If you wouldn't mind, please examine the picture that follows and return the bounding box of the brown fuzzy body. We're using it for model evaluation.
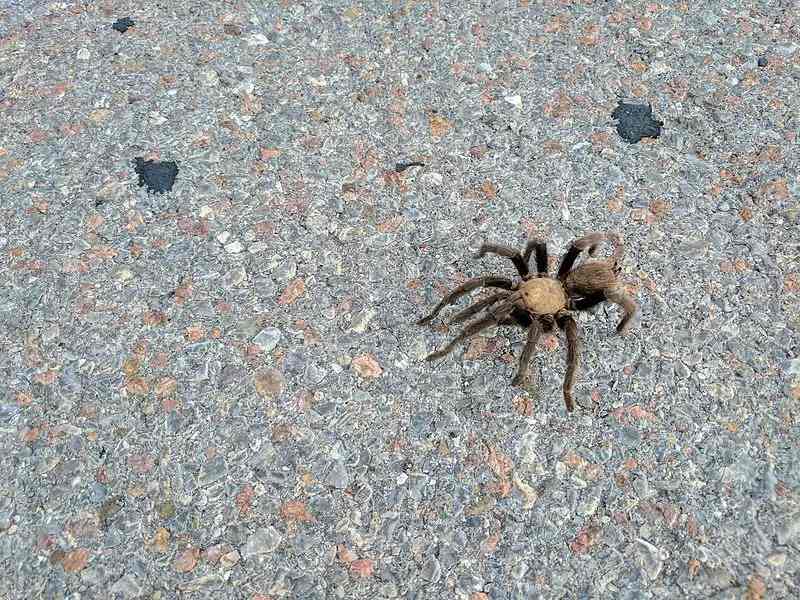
[565,261,618,296]
[519,277,567,315]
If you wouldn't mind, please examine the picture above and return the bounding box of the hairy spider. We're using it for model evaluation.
[417,232,638,411]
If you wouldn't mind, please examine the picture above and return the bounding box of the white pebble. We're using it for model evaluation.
[225,241,244,254]
[422,173,443,186]
[247,33,269,46]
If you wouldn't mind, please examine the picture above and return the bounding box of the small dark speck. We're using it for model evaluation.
[134,157,179,194]
[223,23,242,36]
[757,56,768,68]
[395,161,426,173]
[611,101,663,144]
[112,17,135,33]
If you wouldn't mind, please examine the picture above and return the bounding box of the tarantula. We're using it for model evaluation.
[417,232,638,411]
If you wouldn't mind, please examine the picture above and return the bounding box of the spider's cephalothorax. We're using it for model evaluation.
[518,277,567,315]
[417,232,639,412]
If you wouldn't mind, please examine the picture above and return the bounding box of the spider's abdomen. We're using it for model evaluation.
[519,277,566,315]
[565,261,618,296]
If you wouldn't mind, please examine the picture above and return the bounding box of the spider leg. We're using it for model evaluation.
[475,244,529,277]
[425,295,520,361]
[604,285,638,335]
[425,313,502,362]
[557,232,623,280]
[508,306,533,328]
[569,291,606,311]
[449,291,511,325]
[522,240,548,275]
[512,319,542,386]
[417,276,514,325]
[556,313,580,412]
[540,314,556,333]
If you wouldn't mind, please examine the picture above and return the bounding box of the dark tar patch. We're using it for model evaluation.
[611,101,663,143]
[134,158,179,194]
[112,17,135,33]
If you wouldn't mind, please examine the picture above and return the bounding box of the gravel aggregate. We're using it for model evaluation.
[0,1,798,599]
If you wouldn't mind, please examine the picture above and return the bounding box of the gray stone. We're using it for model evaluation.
[350,308,377,333]
[420,556,441,583]
[0,404,20,425]
[776,515,800,545]
[325,461,349,490]
[636,539,665,581]
[198,456,228,487]
[253,327,282,352]
[510,562,528,579]
[242,527,283,561]
[110,574,144,598]
[305,362,327,385]
[283,351,307,375]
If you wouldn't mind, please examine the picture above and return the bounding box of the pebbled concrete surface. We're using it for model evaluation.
[0,1,798,598]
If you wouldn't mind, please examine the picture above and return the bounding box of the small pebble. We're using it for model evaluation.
[198,456,227,487]
[767,552,786,567]
[248,242,268,254]
[220,550,240,569]
[420,556,442,583]
[224,241,244,254]
[200,69,220,87]
[349,308,376,333]
[510,562,528,579]
[242,527,283,560]
[247,33,269,46]
[253,327,281,352]
[222,267,247,287]
[577,494,599,517]
[325,461,349,489]
[110,575,142,597]
[636,538,665,581]
[422,173,443,186]
[776,515,800,545]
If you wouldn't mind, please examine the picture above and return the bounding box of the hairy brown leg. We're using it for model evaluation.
[604,285,638,335]
[557,232,623,280]
[425,314,499,361]
[475,244,529,277]
[417,276,514,325]
[569,292,606,311]
[507,306,533,327]
[557,314,580,412]
[512,320,542,386]
[449,291,511,324]
[426,295,520,361]
[523,240,548,275]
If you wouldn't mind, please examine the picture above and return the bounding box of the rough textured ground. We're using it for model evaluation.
[1,1,798,598]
